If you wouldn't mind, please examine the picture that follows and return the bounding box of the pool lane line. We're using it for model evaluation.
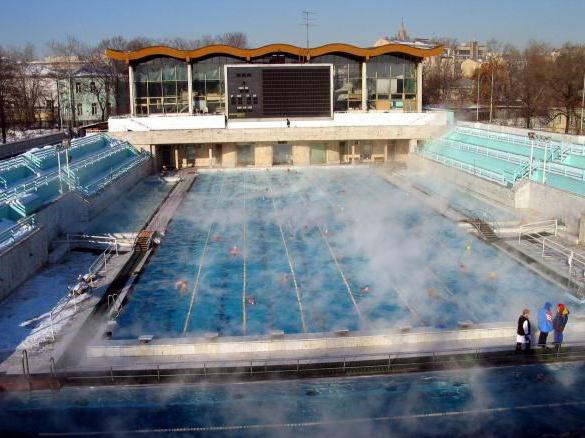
[41,398,585,436]
[242,172,248,335]
[295,189,363,322]
[312,172,422,324]
[181,174,227,335]
[266,174,308,333]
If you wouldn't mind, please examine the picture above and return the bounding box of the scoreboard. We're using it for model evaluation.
[225,64,332,119]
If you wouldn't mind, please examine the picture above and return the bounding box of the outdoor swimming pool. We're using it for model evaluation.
[2,362,585,436]
[114,168,577,339]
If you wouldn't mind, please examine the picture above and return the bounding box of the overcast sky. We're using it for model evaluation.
[1,0,584,53]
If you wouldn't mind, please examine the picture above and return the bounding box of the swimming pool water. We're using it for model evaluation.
[114,168,577,339]
[1,362,585,436]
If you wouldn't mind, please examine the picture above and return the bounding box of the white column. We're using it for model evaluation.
[416,61,423,113]
[187,62,193,115]
[361,62,367,111]
[174,146,180,169]
[384,143,388,162]
[128,64,135,116]
[209,145,213,167]
[351,143,356,164]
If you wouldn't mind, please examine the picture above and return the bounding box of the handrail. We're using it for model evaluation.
[518,219,558,243]
[0,214,37,248]
[434,138,528,165]
[0,173,59,204]
[418,149,509,186]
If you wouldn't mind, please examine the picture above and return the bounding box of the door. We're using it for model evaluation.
[273,144,292,165]
[236,144,254,167]
[310,144,326,165]
[160,146,172,169]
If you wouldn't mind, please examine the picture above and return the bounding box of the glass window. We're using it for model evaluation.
[133,57,189,115]
[311,54,363,111]
[366,54,417,111]
[192,55,245,114]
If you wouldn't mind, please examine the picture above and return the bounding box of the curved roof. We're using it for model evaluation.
[105,42,443,63]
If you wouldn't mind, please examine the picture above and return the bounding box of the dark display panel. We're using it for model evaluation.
[226,65,331,119]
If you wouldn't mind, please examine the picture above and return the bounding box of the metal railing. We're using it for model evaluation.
[434,138,529,165]
[542,161,585,182]
[518,219,558,243]
[456,126,561,150]
[0,173,58,204]
[0,214,37,249]
[417,149,510,186]
[54,340,585,384]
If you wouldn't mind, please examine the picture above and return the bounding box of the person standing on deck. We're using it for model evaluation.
[538,302,554,349]
[516,309,532,353]
[553,303,570,352]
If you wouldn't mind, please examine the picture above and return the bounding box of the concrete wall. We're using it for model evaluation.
[407,154,516,207]
[35,192,87,241]
[86,158,152,219]
[292,144,310,166]
[0,229,48,299]
[0,132,65,160]
[517,181,585,237]
[222,144,237,168]
[326,142,340,164]
[254,143,273,167]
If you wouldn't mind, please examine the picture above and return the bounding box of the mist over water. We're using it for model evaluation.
[113,167,578,339]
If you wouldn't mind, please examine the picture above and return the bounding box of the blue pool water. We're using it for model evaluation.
[114,168,578,339]
[1,362,585,436]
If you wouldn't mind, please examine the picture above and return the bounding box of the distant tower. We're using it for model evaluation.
[395,18,409,41]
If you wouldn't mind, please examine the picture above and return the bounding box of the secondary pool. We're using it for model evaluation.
[88,177,175,235]
[1,362,584,436]
[113,168,578,339]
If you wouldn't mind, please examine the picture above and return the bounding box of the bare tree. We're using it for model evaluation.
[0,47,17,143]
[218,32,248,48]
[506,41,552,129]
[548,44,585,133]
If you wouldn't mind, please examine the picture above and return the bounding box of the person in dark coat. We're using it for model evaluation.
[516,308,532,353]
[553,303,570,352]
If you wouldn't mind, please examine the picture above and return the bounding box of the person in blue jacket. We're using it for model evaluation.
[537,302,554,348]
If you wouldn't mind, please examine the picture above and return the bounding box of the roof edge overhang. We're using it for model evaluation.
[105,43,443,63]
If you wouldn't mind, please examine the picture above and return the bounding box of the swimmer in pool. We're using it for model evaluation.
[427,288,440,300]
[361,285,371,294]
[212,234,223,243]
[280,273,289,284]
[174,279,189,294]
[229,246,241,256]
[247,295,256,305]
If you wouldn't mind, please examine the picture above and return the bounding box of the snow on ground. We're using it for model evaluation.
[3,129,60,143]
[0,251,97,360]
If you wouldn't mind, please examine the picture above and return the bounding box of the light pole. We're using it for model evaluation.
[489,68,495,123]
[579,73,585,135]
[529,139,534,179]
[476,71,481,122]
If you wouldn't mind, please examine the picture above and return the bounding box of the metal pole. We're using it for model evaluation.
[543,140,548,184]
[580,72,585,135]
[57,147,63,194]
[476,73,480,122]
[529,140,534,179]
[489,68,494,123]
[50,310,55,341]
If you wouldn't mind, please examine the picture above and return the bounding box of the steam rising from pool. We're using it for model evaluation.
[114,167,576,339]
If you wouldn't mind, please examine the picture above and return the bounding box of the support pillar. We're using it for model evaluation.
[384,143,388,162]
[187,62,193,115]
[351,143,356,165]
[209,145,213,167]
[361,62,367,111]
[174,146,180,169]
[128,64,135,116]
[416,61,423,113]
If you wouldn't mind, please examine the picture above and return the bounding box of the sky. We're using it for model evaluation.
[1,0,584,54]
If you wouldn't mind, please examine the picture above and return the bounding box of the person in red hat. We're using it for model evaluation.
[553,303,570,352]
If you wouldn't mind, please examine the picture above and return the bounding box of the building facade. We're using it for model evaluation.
[106,42,447,169]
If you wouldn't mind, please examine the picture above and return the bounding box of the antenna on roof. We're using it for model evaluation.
[300,10,317,58]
